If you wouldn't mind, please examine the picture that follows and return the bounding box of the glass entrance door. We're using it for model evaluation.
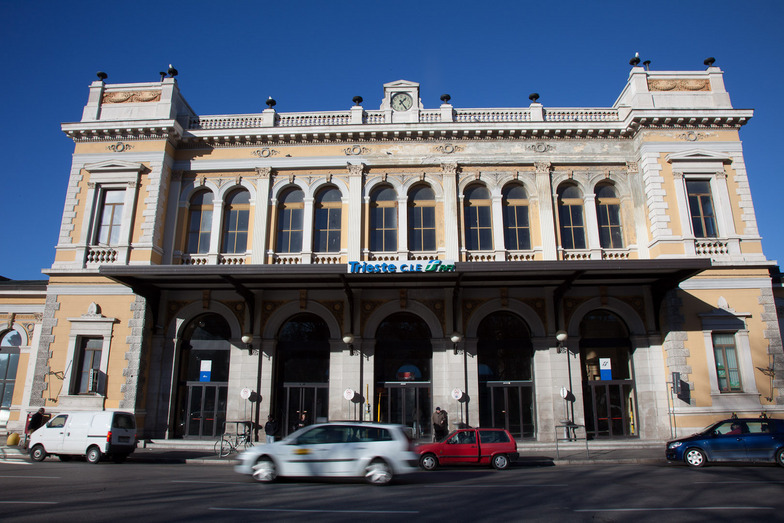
[183,383,227,438]
[282,382,328,436]
[480,381,534,438]
[377,382,431,440]
[584,380,636,438]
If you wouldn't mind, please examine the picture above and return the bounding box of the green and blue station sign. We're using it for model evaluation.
[347,260,456,274]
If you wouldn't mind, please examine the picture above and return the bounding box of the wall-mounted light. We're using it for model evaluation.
[241,334,254,355]
[451,332,463,355]
[556,330,568,353]
[343,333,356,356]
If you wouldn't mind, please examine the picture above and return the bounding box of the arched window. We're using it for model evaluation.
[187,191,213,254]
[557,184,586,249]
[408,185,436,252]
[502,183,530,250]
[277,188,304,253]
[370,185,397,252]
[464,185,493,251]
[596,184,623,249]
[313,186,342,253]
[0,330,20,409]
[222,189,250,254]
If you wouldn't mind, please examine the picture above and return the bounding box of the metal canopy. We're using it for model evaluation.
[97,259,711,293]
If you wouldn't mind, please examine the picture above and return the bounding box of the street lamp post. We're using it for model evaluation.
[555,330,574,426]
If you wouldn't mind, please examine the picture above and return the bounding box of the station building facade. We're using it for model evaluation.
[2,63,783,443]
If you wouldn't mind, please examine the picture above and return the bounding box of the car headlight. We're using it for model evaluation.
[668,441,683,449]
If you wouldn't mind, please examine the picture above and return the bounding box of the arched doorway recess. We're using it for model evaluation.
[374,312,432,439]
[477,311,535,438]
[274,313,330,436]
[579,310,637,438]
[174,313,231,439]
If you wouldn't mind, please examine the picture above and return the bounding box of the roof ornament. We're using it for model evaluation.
[629,52,641,67]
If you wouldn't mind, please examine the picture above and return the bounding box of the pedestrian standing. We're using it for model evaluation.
[432,407,448,441]
[264,415,279,443]
[25,408,46,448]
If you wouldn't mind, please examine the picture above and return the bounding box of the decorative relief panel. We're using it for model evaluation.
[260,301,285,332]
[344,145,371,156]
[462,298,489,332]
[107,142,134,153]
[102,90,162,103]
[527,143,553,153]
[677,131,707,142]
[419,299,445,332]
[252,148,279,158]
[647,79,710,92]
[318,300,345,331]
[360,300,384,333]
[434,144,463,154]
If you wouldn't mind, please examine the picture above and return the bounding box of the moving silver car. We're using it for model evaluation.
[235,422,418,485]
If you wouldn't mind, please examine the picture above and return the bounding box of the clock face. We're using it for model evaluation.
[390,92,413,111]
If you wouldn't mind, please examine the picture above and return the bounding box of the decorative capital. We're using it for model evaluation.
[534,162,551,174]
[347,163,366,176]
[441,163,459,176]
[255,166,273,178]
[625,161,639,173]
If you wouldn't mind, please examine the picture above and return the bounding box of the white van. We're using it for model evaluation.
[29,411,137,464]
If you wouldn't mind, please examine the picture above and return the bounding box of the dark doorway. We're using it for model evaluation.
[174,314,231,439]
[579,310,637,438]
[274,313,330,436]
[477,311,535,438]
[374,312,432,439]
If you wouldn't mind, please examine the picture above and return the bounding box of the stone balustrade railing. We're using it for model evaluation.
[187,107,621,130]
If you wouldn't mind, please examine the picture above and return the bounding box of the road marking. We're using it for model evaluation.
[0,460,31,466]
[0,501,59,505]
[0,475,61,479]
[211,507,419,514]
[575,506,774,512]
[172,480,253,485]
[423,484,568,488]
[694,481,784,485]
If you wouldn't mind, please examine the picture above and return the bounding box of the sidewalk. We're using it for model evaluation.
[1,438,665,466]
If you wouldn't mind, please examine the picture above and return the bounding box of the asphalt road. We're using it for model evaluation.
[0,459,782,522]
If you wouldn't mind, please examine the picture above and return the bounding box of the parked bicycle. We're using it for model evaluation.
[215,421,254,457]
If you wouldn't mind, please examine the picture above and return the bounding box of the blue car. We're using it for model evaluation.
[666,418,784,467]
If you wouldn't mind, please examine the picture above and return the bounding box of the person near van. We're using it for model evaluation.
[24,408,46,448]
[265,415,279,443]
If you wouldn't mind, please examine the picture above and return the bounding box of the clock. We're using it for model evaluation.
[390,92,413,111]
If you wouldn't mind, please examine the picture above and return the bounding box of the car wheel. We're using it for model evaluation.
[419,453,439,471]
[365,459,393,485]
[492,454,510,470]
[684,448,707,468]
[30,445,47,462]
[86,446,102,464]
[58,455,72,462]
[252,456,278,483]
[776,448,784,468]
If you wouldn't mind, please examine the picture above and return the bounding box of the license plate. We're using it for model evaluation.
[118,436,130,442]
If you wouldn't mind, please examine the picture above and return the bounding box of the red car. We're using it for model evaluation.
[416,428,519,470]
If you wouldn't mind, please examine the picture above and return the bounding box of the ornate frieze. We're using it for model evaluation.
[344,145,371,156]
[102,90,162,103]
[648,79,710,92]
[527,143,553,153]
[677,131,707,142]
[434,144,463,154]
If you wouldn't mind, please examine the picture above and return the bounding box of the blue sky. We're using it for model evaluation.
[1,0,782,280]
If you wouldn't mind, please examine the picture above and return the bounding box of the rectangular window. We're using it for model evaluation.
[74,338,102,394]
[0,352,19,408]
[503,204,531,250]
[558,204,586,249]
[314,207,341,252]
[96,189,125,246]
[597,203,623,248]
[713,333,742,392]
[465,205,492,250]
[687,180,718,238]
[409,205,435,251]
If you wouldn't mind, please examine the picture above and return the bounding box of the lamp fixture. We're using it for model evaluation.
[241,334,254,355]
[451,332,463,355]
[343,333,356,356]
[555,330,568,353]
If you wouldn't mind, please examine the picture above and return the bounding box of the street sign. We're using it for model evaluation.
[199,360,212,382]
[599,358,612,380]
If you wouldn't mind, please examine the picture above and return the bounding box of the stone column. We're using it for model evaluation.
[347,164,365,260]
[441,163,460,260]
[251,168,272,264]
[535,162,557,260]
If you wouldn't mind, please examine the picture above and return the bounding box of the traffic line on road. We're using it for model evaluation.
[694,481,784,485]
[210,507,419,514]
[172,480,254,485]
[0,501,58,505]
[423,484,568,488]
[575,506,774,513]
[0,475,60,479]
[0,460,31,465]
